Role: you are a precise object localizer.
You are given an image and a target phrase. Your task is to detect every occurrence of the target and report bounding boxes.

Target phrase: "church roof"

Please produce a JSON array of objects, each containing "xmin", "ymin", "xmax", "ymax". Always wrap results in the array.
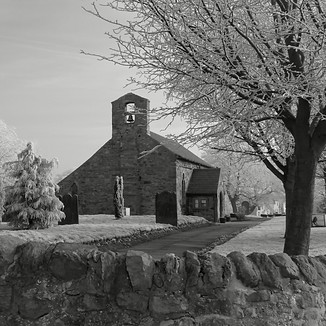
[
  {"xmin": 187, "ymin": 168, "xmax": 221, "ymax": 195},
  {"xmin": 150, "ymin": 132, "xmax": 212, "ymax": 168}
]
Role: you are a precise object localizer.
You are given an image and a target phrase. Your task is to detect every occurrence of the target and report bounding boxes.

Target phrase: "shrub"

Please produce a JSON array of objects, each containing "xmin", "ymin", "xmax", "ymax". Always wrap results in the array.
[{"xmin": 3, "ymin": 142, "xmax": 65, "ymax": 229}]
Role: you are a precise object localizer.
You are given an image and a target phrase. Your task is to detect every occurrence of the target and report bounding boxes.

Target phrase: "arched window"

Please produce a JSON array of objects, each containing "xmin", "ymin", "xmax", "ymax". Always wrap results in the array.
[{"xmin": 70, "ymin": 182, "xmax": 78, "ymax": 196}]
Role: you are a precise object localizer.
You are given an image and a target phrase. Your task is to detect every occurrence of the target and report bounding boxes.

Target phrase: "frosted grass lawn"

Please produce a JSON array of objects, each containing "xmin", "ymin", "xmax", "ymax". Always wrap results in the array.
[
  {"xmin": 211, "ymin": 215, "xmax": 326, "ymax": 256},
  {"xmin": 0, "ymin": 214, "xmax": 206, "ymax": 244}
]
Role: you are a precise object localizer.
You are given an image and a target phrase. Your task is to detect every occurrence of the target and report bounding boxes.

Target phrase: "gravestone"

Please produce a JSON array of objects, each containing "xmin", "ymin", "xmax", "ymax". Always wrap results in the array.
[
  {"xmin": 58, "ymin": 193, "xmax": 79, "ymax": 225},
  {"xmin": 155, "ymin": 191, "xmax": 178, "ymax": 226},
  {"xmin": 311, "ymin": 213, "xmax": 326, "ymax": 227},
  {"xmin": 114, "ymin": 176, "xmax": 124, "ymax": 219}
]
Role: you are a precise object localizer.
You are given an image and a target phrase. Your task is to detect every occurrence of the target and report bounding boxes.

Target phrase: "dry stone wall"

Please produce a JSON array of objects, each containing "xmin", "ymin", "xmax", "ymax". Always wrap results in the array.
[{"xmin": 1, "ymin": 241, "xmax": 326, "ymax": 325}]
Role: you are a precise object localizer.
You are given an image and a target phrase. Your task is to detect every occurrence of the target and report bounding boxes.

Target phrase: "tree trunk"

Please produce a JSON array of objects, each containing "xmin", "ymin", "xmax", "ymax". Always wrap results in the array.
[
  {"xmin": 283, "ymin": 98, "xmax": 321, "ymax": 256},
  {"xmin": 283, "ymin": 156, "xmax": 317, "ymax": 255},
  {"xmin": 283, "ymin": 156, "xmax": 296, "ymax": 238},
  {"xmin": 228, "ymin": 193, "xmax": 238, "ymax": 213},
  {"xmin": 283, "ymin": 98, "xmax": 319, "ymax": 255}
]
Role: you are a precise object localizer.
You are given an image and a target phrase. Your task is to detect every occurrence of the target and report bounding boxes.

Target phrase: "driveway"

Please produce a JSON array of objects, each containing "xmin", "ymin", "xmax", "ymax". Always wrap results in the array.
[{"xmin": 116, "ymin": 219, "xmax": 264, "ymax": 260}]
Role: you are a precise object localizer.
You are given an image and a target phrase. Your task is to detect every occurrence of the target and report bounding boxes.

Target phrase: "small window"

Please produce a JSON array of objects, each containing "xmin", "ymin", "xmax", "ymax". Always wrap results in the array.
[
  {"xmin": 125, "ymin": 102, "xmax": 136, "ymax": 113},
  {"xmin": 194, "ymin": 199, "xmax": 199, "ymax": 209},
  {"xmin": 201, "ymin": 199, "xmax": 207, "ymax": 208}
]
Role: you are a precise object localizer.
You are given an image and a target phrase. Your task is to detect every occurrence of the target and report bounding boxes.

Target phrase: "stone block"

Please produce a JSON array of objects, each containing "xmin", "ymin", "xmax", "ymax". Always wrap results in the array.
[
  {"xmin": 110, "ymin": 255, "xmax": 133, "ymax": 296},
  {"xmin": 48, "ymin": 243, "xmax": 94, "ymax": 281},
  {"xmin": 201, "ymin": 252, "xmax": 232, "ymax": 289},
  {"xmin": 100, "ymin": 251, "xmax": 118, "ymax": 293},
  {"xmin": 17, "ymin": 296, "xmax": 51, "ymax": 320},
  {"xmin": 84, "ymin": 250, "xmax": 117, "ymax": 294},
  {"xmin": 185, "ymin": 251, "xmax": 201, "ymax": 288},
  {"xmin": 0, "ymin": 235, "xmax": 25, "ymax": 275},
  {"xmin": 149, "ymin": 294, "xmax": 188, "ymax": 315},
  {"xmin": 248, "ymin": 252, "xmax": 282, "ymax": 289},
  {"xmin": 0, "ymin": 285, "xmax": 12, "ymax": 312},
  {"xmin": 83, "ymin": 294, "xmax": 108, "ymax": 311},
  {"xmin": 309, "ymin": 257, "xmax": 326, "ymax": 280},
  {"xmin": 13, "ymin": 241, "xmax": 53, "ymax": 275},
  {"xmin": 269, "ymin": 253, "xmax": 300, "ymax": 279},
  {"xmin": 126, "ymin": 250, "xmax": 155, "ymax": 291},
  {"xmin": 161, "ymin": 253, "xmax": 186, "ymax": 292},
  {"xmin": 246, "ymin": 289, "xmax": 271, "ymax": 302},
  {"xmin": 227, "ymin": 251, "xmax": 260, "ymax": 287},
  {"xmin": 194, "ymin": 314, "xmax": 237, "ymax": 326},
  {"xmin": 116, "ymin": 291, "xmax": 149, "ymax": 313},
  {"xmin": 292, "ymin": 255, "xmax": 318, "ymax": 285}
]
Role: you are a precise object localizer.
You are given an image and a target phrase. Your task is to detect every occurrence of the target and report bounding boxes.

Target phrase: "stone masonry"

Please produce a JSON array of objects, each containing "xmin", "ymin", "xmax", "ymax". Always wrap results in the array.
[{"xmin": 1, "ymin": 239, "xmax": 326, "ymax": 325}]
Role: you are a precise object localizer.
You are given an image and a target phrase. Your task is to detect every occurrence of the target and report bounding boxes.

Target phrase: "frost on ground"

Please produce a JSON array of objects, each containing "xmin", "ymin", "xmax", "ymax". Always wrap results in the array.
[
  {"xmin": 210, "ymin": 215, "xmax": 326, "ymax": 256},
  {"xmin": 0, "ymin": 214, "xmax": 207, "ymax": 244}
]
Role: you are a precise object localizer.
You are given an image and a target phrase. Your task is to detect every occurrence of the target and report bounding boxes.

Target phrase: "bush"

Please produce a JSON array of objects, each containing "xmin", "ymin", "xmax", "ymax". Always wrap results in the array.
[{"xmin": 3, "ymin": 142, "xmax": 65, "ymax": 229}]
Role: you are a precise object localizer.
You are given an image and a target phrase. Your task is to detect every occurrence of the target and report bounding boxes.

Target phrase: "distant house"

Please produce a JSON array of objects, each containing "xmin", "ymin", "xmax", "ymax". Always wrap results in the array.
[{"xmin": 58, "ymin": 93, "xmax": 224, "ymax": 221}]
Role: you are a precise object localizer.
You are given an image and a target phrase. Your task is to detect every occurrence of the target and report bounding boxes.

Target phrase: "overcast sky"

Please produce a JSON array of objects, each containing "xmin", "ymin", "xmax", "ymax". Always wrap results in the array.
[{"xmin": 1, "ymin": 0, "xmax": 187, "ymax": 178}]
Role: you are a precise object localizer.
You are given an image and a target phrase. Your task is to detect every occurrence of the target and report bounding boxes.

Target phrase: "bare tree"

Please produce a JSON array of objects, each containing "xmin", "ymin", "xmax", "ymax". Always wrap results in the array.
[
  {"xmin": 204, "ymin": 150, "xmax": 284, "ymax": 214},
  {"xmin": 0, "ymin": 120, "xmax": 24, "ymax": 216},
  {"xmin": 83, "ymin": 0, "xmax": 326, "ymax": 255},
  {"xmin": 0, "ymin": 120, "xmax": 23, "ymax": 167}
]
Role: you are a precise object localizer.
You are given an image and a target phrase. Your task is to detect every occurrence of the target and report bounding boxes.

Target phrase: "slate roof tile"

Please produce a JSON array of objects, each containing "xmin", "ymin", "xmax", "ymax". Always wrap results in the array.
[
  {"xmin": 187, "ymin": 168, "xmax": 221, "ymax": 195},
  {"xmin": 150, "ymin": 132, "xmax": 212, "ymax": 168}
]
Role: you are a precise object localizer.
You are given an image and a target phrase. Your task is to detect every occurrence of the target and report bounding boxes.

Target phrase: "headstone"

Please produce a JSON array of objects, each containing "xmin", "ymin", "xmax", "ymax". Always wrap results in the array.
[
  {"xmin": 114, "ymin": 176, "xmax": 124, "ymax": 219},
  {"xmin": 311, "ymin": 214, "xmax": 326, "ymax": 227},
  {"xmin": 58, "ymin": 193, "xmax": 79, "ymax": 225},
  {"xmin": 155, "ymin": 191, "xmax": 178, "ymax": 226}
]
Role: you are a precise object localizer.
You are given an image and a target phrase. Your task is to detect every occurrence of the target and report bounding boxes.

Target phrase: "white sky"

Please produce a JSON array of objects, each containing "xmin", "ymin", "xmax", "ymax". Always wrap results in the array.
[{"xmin": 1, "ymin": 0, "xmax": 188, "ymax": 178}]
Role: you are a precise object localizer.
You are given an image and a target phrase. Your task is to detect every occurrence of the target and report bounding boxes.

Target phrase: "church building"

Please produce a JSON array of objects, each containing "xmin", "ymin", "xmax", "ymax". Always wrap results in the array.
[{"xmin": 58, "ymin": 93, "xmax": 224, "ymax": 222}]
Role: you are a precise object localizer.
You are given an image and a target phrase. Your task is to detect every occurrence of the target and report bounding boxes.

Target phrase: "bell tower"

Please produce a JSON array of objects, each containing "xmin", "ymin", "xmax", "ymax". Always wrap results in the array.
[
  {"xmin": 111, "ymin": 93, "xmax": 150, "ymax": 139},
  {"xmin": 110, "ymin": 93, "xmax": 150, "ymax": 214}
]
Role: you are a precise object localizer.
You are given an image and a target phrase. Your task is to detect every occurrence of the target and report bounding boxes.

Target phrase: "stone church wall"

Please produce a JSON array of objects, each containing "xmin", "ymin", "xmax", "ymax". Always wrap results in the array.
[
  {"xmin": 58, "ymin": 92, "xmax": 183, "ymax": 216},
  {"xmin": 1, "ymin": 240, "xmax": 326, "ymax": 325},
  {"xmin": 176, "ymin": 160, "xmax": 204, "ymax": 214},
  {"xmin": 138, "ymin": 143, "xmax": 177, "ymax": 214},
  {"xmin": 58, "ymin": 140, "xmax": 118, "ymax": 215},
  {"xmin": 58, "ymin": 134, "xmax": 179, "ymax": 216}
]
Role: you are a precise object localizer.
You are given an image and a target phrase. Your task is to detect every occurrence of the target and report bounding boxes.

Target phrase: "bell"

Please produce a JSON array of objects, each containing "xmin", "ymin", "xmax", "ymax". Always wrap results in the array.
[{"xmin": 126, "ymin": 114, "xmax": 135, "ymax": 123}]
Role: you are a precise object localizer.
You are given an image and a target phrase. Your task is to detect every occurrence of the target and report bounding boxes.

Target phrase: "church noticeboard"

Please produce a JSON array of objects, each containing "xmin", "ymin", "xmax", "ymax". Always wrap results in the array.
[{"xmin": 155, "ymin": 191, "xmax": 178, "ymax": 226}]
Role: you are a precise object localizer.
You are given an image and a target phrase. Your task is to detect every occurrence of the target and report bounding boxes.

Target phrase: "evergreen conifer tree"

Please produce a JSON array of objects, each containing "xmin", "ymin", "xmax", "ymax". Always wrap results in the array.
[{"xmin": 3, "ymin": 142, "xmax": 65, "ymax": 229}]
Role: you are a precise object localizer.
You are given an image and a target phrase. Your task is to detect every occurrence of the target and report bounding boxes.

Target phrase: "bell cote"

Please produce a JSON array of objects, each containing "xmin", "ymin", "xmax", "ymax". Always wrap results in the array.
[{"xmin": 111, "ymin": 93, "xmax": 150, "ymax": 139}]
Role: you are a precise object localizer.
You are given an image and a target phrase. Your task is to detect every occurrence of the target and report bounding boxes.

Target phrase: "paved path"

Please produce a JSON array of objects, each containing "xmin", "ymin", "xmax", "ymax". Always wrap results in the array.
[{"xmin": 117, "ymin": 220, "xmax": 264, "ymax": 260}]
